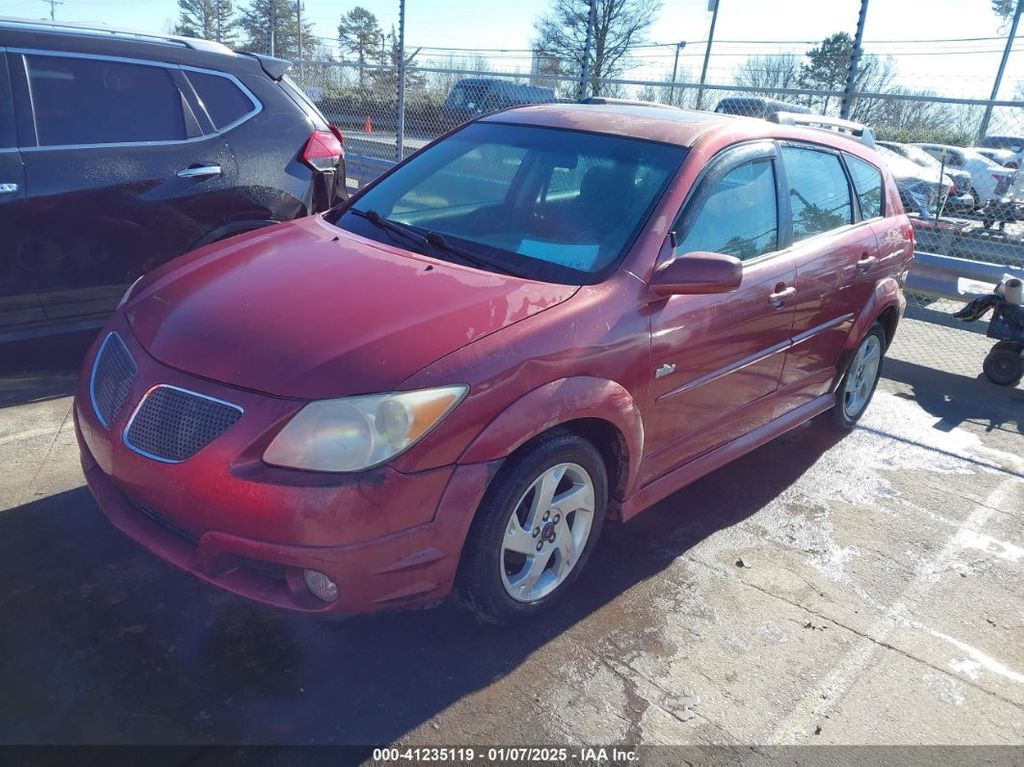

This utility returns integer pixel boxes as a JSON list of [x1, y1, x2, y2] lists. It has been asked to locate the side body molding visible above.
[[459, 376, 645, 500]]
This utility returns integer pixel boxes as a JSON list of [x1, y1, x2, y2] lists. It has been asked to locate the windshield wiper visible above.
[[348, 208, 525, 278], [348, 207, 432, 251], [421, 230, 525, 278]]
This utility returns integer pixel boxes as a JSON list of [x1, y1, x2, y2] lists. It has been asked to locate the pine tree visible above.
[[238, 0, 313, 61], [338, 6, 384, 90], [173, 0, 236, 44]]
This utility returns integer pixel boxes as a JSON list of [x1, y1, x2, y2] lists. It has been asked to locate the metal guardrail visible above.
[[341, 153, 1021, 304], [906, 251, 1024, 301], [344, 152, 395, 188]]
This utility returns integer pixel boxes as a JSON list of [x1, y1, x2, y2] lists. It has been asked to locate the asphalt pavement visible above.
[[0, 306, 1021, 747]]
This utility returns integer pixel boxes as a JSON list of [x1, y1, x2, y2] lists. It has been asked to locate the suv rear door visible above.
[[777, 142, 879, 404], [0, 48, 36, 333], [643, 141, 797, 485], [7, 48, 240, 324]]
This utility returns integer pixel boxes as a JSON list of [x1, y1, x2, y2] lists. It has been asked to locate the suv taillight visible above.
[[329, 124, 345, 147], [302, 129, 343, 172]]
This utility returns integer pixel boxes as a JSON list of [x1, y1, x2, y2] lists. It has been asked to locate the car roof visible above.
[[0, 16, 266, 75], [483, 102, 880, 159]]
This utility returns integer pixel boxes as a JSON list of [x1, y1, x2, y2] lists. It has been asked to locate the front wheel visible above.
[[829, 323, 886, 430], [456, 431, 608, 623]]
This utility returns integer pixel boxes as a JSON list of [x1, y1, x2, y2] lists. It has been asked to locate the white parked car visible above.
[[911, 143, 1015, 206]]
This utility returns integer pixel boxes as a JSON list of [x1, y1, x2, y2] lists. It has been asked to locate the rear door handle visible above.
[[768, 285, 796, 308], [0, 182, 19, 194], [856, 255, 877, 271], [176, 164, 221, 179]]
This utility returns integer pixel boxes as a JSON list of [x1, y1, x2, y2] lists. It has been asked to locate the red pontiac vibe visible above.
[[75, 102, 914, 622]]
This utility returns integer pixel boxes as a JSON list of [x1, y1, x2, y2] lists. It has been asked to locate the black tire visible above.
[[456, 430, 608, 624], [983, 342, 1023, 386], [828, 323, 887, 431]]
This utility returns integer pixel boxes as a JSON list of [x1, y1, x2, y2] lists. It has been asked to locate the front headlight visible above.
[[263, 385, 468, 472]]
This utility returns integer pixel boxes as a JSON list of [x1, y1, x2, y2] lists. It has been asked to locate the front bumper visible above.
[[74, 318, 494, 614]]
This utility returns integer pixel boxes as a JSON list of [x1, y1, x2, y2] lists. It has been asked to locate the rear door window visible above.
[[24, 53, 186, 146], [782, 145, 853, 241], [845, 154, 884, 219], [675, 159, 779, 261], [185, 70, 255, 130]]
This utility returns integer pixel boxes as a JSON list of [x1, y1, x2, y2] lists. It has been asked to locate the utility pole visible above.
[[396, 0, 406, 162], [670, 41, 686, 106], [296, 0, 302, 69], [978, 0, 1023, 142], [269, 0, 276, 56], [40, 0, 62, 21], [579, 0, 596, 100], [696, 0, 720, 111], [841, 0, 869, 119], [215, 0, 222, 42]]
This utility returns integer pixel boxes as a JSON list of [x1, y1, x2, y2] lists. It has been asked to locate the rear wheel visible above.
[[829, 323, 886, 430], [456, 431, 607, 623], [983, 342, 1023, 386]]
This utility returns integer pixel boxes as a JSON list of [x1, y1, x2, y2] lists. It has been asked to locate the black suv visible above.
[[0, 19, 347, 342]]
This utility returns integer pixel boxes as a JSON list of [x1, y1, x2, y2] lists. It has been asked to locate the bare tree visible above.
[[734, 54, 801, 94], [533, 0, 661, 98]]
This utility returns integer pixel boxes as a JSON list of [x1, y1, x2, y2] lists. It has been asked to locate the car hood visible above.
[[125, 216, 578, 400]]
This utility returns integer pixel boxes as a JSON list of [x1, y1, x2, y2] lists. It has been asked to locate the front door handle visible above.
[[176, 164, 221, 179], [856, 254, 877, 271], [0, 182, 19, 194], [769, 285, 796, 308]]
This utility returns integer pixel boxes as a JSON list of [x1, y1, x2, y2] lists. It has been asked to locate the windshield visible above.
[[329, 122, 686, 284], [902, 144, 942, 169], [963, 148, 1002, 169]]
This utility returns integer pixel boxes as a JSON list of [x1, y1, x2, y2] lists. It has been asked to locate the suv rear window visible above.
[[25, 54, 186, 146], [186, 70, 255, 130], [845, 154, 884, 219], [782, 146, 853, 241]]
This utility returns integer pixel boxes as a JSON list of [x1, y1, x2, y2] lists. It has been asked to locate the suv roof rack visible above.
[[579, 97, 682, 111], [0, 16, 234, 55], [770, 111, 877, 147]]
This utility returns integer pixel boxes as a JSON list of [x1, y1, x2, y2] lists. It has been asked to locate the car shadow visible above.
[[0, 420, 844, 745]]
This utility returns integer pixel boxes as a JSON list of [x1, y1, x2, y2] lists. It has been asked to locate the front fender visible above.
[[459, 376, 645, 498]]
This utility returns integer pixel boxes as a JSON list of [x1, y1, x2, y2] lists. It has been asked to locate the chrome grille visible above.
[[90, 332, 136, 429], [124, 385, 242, 463]]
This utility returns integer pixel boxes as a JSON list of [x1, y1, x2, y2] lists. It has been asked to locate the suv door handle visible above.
[[0, 182, 19, 194], [768, 285, 796, 308], [856, 254, 877, 271], [176, 164, 221, 179]]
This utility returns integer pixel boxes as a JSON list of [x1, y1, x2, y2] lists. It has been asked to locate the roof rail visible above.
[[770, 111, 876, 148], [0, 17, 234, 55], [579, 96, 682, 111]]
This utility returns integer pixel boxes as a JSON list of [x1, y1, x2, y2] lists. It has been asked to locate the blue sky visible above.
[[1, 0, 1020, 97]]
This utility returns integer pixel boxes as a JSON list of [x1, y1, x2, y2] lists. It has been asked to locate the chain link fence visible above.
[[293, 60, 1023, 375]]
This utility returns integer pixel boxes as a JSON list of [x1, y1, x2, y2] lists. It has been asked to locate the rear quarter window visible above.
[[782, 145, 853, 241], [186, 70, 256, 130], [845, 154, 884, 219]]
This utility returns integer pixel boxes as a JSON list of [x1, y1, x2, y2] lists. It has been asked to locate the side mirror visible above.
[[650, 251, 743, 298]]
